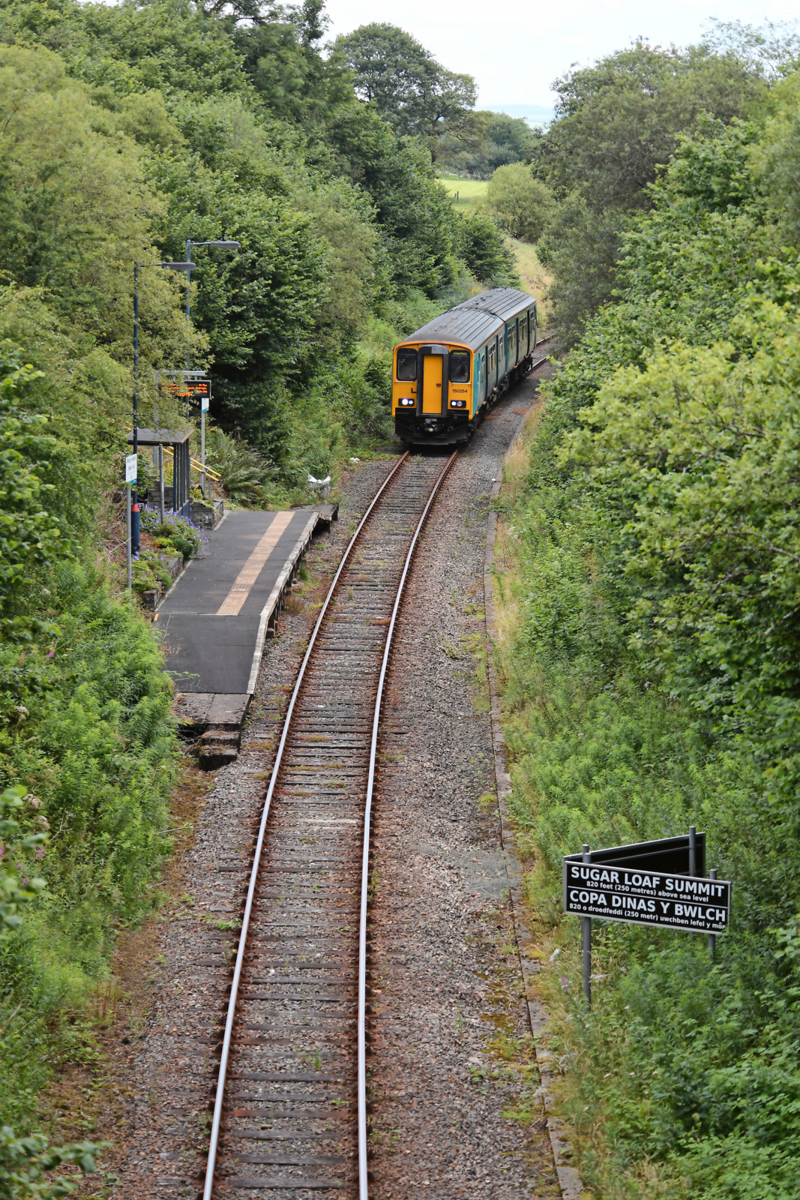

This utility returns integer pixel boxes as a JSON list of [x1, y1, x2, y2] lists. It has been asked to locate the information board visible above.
[[163, 378, 211, 405], [563, 858, 731, 934], [125, 453, 137, 484]]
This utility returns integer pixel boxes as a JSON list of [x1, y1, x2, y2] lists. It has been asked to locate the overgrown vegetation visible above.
[[498, 32, 800, 1197]]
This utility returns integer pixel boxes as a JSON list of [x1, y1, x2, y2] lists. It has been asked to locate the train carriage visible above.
[[392, 287, 538, 446]]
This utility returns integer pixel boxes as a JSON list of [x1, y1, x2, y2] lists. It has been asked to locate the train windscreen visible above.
[[448, 351, 470, 382], [397, 348, 417, 381]]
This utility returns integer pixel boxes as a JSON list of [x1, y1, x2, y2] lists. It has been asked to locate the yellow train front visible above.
[[392, 288, 538, 446]]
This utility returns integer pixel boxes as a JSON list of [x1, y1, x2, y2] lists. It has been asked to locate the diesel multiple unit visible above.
[[392, 287, 538, 445]]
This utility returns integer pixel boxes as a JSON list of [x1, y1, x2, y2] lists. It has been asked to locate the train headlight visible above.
[[398, 397, 415, 407], [450, 399, 467, 408]]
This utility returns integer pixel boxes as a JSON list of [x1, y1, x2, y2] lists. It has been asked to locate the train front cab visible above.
[[392, 301, 538, 445], [393, 342, 476, 446]]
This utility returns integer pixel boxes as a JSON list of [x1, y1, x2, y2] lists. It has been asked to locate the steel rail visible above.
[[357, 449, 458, 1198], [202, 450, 409, 1200]]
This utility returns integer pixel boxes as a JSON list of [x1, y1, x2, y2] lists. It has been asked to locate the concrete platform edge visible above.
[[247, 512, 319, 694]]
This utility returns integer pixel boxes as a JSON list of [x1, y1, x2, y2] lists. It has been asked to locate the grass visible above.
[[507, 237, 553, 322], [439, 176, 489, 214]]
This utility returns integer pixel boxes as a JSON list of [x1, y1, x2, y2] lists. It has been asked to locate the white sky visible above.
[[324, 0, 800, 109]]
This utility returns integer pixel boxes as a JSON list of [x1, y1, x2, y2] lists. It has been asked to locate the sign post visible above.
[[200, 392, 209, 498], [582, 844, 591, 1006], [563, 832, 731, 1006], [125, 453, 137, 593]]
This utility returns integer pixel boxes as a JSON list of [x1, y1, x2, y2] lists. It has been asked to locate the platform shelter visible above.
[[127, 428, 192, 518]]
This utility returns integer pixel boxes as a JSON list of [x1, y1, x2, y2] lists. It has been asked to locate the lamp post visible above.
[[132, 260, 196, 554], [185, 239, 240, 497]]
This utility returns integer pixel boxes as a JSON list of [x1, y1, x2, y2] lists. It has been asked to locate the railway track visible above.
[[202, 450, 457, 1199]]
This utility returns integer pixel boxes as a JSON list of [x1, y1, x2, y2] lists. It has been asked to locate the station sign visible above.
[[563, 858, 731, 934], [125, 453, 138, 484]]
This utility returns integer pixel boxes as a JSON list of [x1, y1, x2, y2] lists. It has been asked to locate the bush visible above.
[[486, 163, 555, 242]]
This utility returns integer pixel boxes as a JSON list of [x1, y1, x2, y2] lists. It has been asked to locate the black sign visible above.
[[562, 858, 731, 934], [564, 833, 705, 878]]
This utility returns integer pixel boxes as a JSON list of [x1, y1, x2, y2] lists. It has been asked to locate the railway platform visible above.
[[156, 504, 337, 763]]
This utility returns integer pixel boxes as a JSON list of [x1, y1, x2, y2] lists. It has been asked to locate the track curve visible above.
[[203, 450, 458, 1199]]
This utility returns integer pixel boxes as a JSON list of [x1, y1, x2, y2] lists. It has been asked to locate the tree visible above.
[[436, 110, 538, 178], [333, 23, 476, 140], [486, 164, 555, 242], [456, 212, 517, 285], [531, 39, 768, 342], [235, 1, 353, 123], [0, 44, 192, 373], [329, 103, 460, 296], [534, 41, 765, 211]]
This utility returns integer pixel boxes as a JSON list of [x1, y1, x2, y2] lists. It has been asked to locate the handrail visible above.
[[160, 444, 222, 482]]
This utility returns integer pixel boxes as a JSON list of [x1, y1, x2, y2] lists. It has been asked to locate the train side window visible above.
[[397, 348, 417, 381], [449, 351, 470, 382]]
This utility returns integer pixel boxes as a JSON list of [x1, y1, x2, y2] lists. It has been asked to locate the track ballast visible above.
[[203, 450, 457, 1199]]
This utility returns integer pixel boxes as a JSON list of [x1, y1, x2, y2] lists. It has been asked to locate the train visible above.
[[392, 287, 538, 446]]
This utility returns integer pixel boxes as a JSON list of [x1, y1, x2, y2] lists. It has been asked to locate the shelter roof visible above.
[[127, 428, 191, 446]]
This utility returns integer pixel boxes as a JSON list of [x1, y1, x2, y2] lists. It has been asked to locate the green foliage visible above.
[[205, 426, 275, 504], [333, 22, 476, 140], [486, 164, 555, 242], [150, 517, 202, 560], [501, 77, 800, 1197], [456, 212, 518, 287], [436, 110, 538, 178], [531, 37, 770, 342], [0, 1125, 99, 1199], [329, 104, 461, 299], [131, 550, 173, 595], [0, 346, 61, 641], [535, 41, 764, 210], [0, 788, 46, 935], [0, 44, 193, 370], [235, 1, 352, 124]]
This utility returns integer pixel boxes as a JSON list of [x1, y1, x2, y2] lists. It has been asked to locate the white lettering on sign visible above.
[[125, 453, 137, 484], [563, 857, 731, 934]]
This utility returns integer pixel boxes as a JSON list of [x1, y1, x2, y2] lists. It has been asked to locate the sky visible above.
[[323, 0, 800, 110]]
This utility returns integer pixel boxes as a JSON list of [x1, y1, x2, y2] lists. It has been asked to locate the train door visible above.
[[421, 353, 444, 413], [509, 321, 517, 367], [520, 313, 529, 358]]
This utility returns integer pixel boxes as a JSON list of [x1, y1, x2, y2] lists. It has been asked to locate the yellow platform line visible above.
[[216, 513, 295, 616]]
